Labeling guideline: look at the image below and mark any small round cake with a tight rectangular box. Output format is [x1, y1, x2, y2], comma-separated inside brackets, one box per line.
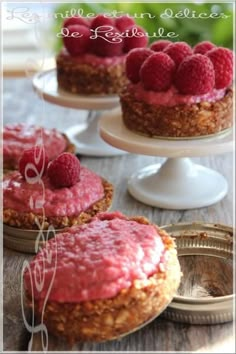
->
[57, 49, 127, 95]
[56, 14, 148, 95]
[3, 123, 75, 170]
[3, 152, 113, 229]
[23, 211, 181, 343]
[120, 41, 233, 138]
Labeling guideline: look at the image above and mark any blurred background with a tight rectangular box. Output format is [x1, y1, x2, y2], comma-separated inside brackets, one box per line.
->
[2, 2, 234, 76]
[53, 2, 234, 50]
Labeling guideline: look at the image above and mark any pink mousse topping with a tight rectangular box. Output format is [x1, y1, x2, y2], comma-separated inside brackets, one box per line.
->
[3, 124, 67, 167]
[131, 83, 226, 107]
[24, 212, 166, 303]
[3, 166, 104, 217]
[59, 48, 126, 67]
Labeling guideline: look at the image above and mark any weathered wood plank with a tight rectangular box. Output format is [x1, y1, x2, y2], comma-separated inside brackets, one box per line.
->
[3, 249, 32, 351]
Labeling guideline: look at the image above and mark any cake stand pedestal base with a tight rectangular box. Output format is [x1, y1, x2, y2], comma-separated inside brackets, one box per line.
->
[32, 69, 125, 157]
[128, 158, 228, 210]
[99, 109, 232, 209]
[66, 111, 126, 157]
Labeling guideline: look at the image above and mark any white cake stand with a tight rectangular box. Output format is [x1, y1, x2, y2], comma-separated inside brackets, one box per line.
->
[32, 69, 125, 156]
[99, 108, 234, 209]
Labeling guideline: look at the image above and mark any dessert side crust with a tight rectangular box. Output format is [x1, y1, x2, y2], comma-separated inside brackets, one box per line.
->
[3, 178, 113, 230]
[63, 133, 76, 154]
[25, 217, 181, 343]
[56, 55, 128, 95]
[3, 132, 75, 171]
[120, 87, 233, 138]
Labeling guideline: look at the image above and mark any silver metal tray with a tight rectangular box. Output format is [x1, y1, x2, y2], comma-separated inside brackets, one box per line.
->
[3, 234, 45, 254]
[3, 224, 63, 240]
[161, 222, 234, 324]
[3, 224, 63, 253]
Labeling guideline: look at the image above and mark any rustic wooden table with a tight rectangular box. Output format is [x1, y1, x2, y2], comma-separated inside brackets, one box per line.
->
[3, 78, 235, 352]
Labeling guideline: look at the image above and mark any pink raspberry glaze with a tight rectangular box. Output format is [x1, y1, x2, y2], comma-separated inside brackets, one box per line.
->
[24, 212, 166, 303]
[131, 83, 226, 107]
[3, 166, 104, 217]
[3, 124, 67, 167]
[59, 48, 126, 67]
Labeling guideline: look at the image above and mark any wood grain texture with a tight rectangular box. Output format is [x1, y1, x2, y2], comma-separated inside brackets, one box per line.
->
[3, 78, 234, 352]
[177, 256, 233, 298]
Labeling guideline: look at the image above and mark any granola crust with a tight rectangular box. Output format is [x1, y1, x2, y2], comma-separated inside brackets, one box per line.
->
[3, 179, 113, 230]
[120, 87, 233, 138]
[3, 133, 75, 171]
[56, 54, 128, 95]
[62, 133, 76, 154]
[25, 217, 181, 343]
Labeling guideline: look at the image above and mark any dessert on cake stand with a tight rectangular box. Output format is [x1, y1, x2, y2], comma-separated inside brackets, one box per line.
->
[99, 107, 233, 209]
[32, 68, 125, 156]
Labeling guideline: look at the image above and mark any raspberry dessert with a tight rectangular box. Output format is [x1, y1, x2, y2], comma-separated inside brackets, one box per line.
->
[3, 123, 75, 170]
[193, 41, 216, 55]
[3, 152, 113, 230]
[56, 14, 148, 95]
[120, 40, 233, 138]
[23, 211, 181, 343]
[19, 146, 49, 178]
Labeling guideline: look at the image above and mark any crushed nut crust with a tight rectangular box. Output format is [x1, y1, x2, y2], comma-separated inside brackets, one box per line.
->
[56, 54, 128, 95]
[120, 87, 233, 138]
[62, 133, 76, 154]
[25, 218, 181, 344]
[3, 179, 113, 230]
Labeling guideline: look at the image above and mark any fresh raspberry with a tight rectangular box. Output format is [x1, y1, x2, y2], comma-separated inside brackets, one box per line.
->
[63, 16, 89, 28]
[140, 52, 175, 91]
[90, 14, 114, 30]
[206, 47, 233, 89]
[150, 40, 172, 52]
[115, 16, 135, 32]
[47, 153, 80, 188]
[19, 146, 49, 179]
[63, 25, 91, 56]
[174, 54, 215, 95]
[163, 42, 192, 67]
[90, 25, 123, 57]
[126, 48, 153, 83]
[123, 25, 148, 53]
[193, 41, 216, 55]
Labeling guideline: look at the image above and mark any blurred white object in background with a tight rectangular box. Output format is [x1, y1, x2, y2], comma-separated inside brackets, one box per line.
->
[2, 3, 55, 77]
